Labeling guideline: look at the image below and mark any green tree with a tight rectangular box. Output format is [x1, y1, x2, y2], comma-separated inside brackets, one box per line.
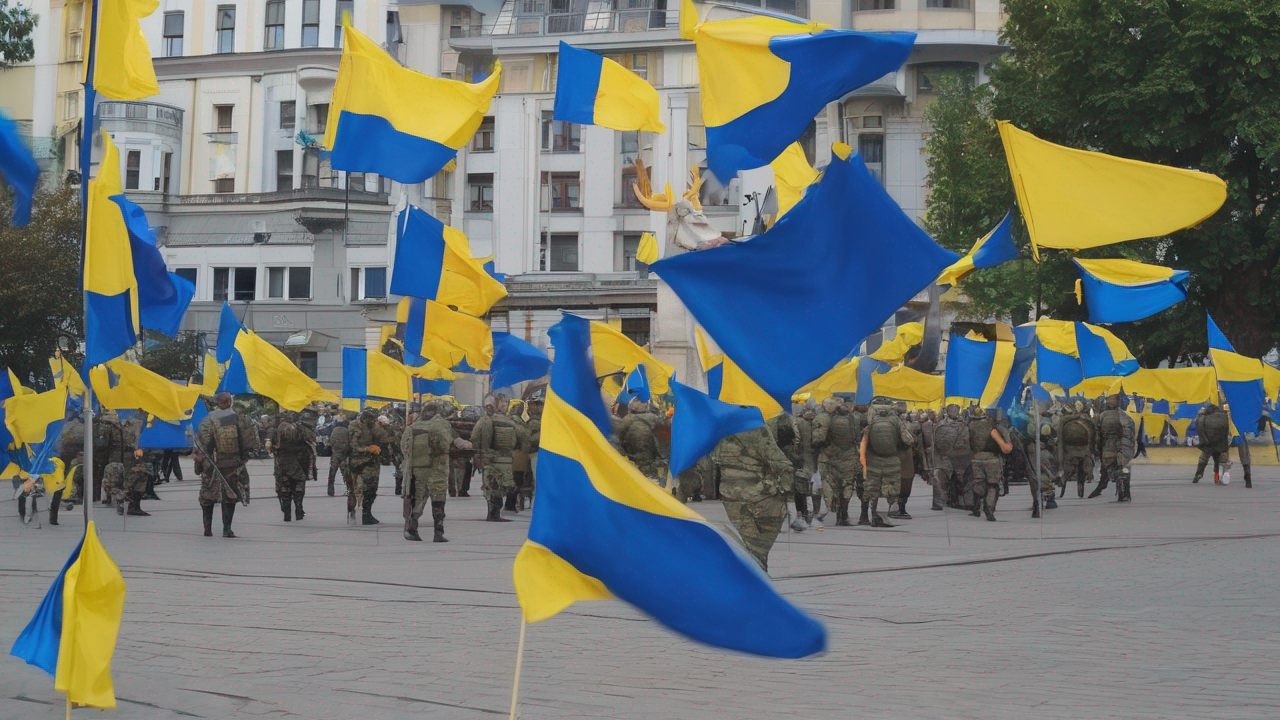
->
[141, 329, 204, 381]
[0, 185, 82, 384]
[924, 0, 1280, 363]
[0, 0, 37, 68]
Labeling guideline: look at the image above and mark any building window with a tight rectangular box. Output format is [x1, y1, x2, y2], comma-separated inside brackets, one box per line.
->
[336, 0, 354, 45]
[126, 104, 148, 119]
[916, 62, 978, 93]
[216, 5, 235, 54]
[280, 101, 295, 130]
[263, 0, 285, 50]
[299, 351, 318, 379]
[351, 267, 388, 300]
[308, 103, 329, 134]
[276, 150, 293, 191]
[215, 104, 233, 132]
[541, 112, 581, 153]
[302, 148, 337, 188]
[856, 0, 894, 8]
[163, 11, 184, 56]
[214, 178, 235, 193]
[606, 53, 648, 81]
[617, 131, 650, 207]
[213, 267, 256, 302]
[468, 173, 494, 212]
[925, 0, 971, 8]
[859, 134, 884, 185]
[66, 31, 83, 61]
[864, 115, 883, 129]
[541, 172, 580, 211]
[540, 233, 578, 272]
[160, 151, 173, 193]
[617, 233, 648, 272]
[472, 117, 494, 152]
[268, 267, 311, 299]
[124, 150, 141, 190]
[621, 317, 650, 347]
[174, 267, 197, 287]
[302, 0, 321, 47]
[63, 91, 79, 121]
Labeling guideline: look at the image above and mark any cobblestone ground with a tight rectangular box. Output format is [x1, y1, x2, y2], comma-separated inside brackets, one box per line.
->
[2, 460, 1278, 719]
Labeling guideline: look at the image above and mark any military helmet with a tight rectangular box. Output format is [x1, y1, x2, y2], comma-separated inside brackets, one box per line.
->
[1105, 394, 1120, 409]
[360, 407, 379, 423]
[1073, 400, 1086, 413]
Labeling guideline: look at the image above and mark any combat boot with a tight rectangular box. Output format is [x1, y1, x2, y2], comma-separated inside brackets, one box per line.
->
[432, 501, 448, 542]
[1088, 480, 1106, 499]
[857, 500, 871, 526]
[870, 500, 894, 528]
[127, 493, 150, 516]
[362, 497, 380, 525]
[48, 496, 60, 526]
[1244, 470, 1252, 489]
[201, 504, 214, 537]
[486, 497, 511, 522]
[836, 499, 852, 526]
[886, 504, 901, 519]
[814, 497, 828, 522]
[1077, 479, 1085, 498]
[404, 525, 422, 541]
[282, 500, 292, 522]
[294, 497, 305, 520]
[327, 479, 336, 497]
[897, 502, 912, 520]
[970, 499, 982, 518]
[222, 503, 237, 538]
[1045, 496, 1058, 510]
[1031, 502, 1041, 519]
[116, 497, 126, 516]
[504, 491, 520, 513]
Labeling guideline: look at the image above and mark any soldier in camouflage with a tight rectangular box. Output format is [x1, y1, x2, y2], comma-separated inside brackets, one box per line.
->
[793, 403, 816, 521]
[714, 425, 792, 572]
[1056, 400, 1097, 498]
[1089, 394, 1137, 501]
[449, 404, 480, 498]
[92, 409, 126, 506]
[326, 413, 351, 497]
[273, 410, 314, 521]
[197, 392, 259, 537]
[767, 411, 807, 531]
[615, 397, 664, 482]
[473, 394, 524, 522]
[1192, 403, 1232, 484]
[860, 400, 913, 528]
[889, 409, 922, 520]
[812, 398, 863, 526]
[509, 400, 532, 512]
[965, 407, 1013, 521]
[100, 411, 146, 517]
[51, 407, 84, 525]
[523, 396, 543, 507]
[402, 401, 455, 542]
[349, 407, 393, 525]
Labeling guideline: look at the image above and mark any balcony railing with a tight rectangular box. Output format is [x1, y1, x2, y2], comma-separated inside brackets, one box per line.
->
[463, 9, 676, 37]
[166, 187, 390, 206]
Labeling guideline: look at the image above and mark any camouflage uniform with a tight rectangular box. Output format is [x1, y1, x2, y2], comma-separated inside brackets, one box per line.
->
[675, 455, 712, 503]
[385, 415, 405, 496]
[615, 407, 664, 481]
[197, 404, 259, 537]
[448, 407, 479, 497]
[327, 419, 351, 497]
[812, 405, 862, 526]
[98, 414, 137, 514]
[1056, 409, 1096, 498]
[523, 401, 543, 506]
[768, 413, 807, 524]
[52, 415, 84, 525]
[273, 413, 313, 521]
[967, 410, 1009, 521]
[890, 412, 922, 518]
[714, 426, 792, 572]
[863, 404, 912, 526]
[401, 405, 454, 541]
[473, 409, 523, 520]
[349, 410, 393, 524]
[1193, 405, 1232, 483]
[509, 402, 532, 512]
[92, 414, 126, 504]
[931, 409, 967, 511]
[1093, 396, 1136, 501]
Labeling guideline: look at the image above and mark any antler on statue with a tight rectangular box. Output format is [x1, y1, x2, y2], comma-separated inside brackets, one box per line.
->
[632, 158, 675, 212]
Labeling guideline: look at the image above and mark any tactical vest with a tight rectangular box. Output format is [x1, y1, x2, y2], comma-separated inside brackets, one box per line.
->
[212, 409, 244, 464]
[1099, 410, 1124, 441]
[275, 421, 306, 456]
[329, 424, 350, 452]
[868, 411, 900, 457]
[95, 422, 129, 465]
[490, 418, 518, 455]
[933, 420, 959, 456]
[1201, 411, 1230, 446]
[1062, 416, 1091, 447]
[969, 416, 999, 455]
[827, 413, 855, 450]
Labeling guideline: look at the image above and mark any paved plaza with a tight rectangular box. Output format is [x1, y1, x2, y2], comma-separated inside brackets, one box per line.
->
[2, 459, 1278, 719]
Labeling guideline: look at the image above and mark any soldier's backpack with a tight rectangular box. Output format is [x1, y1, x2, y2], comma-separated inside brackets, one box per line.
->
[1062, 416, 1091, 447]
[1119, 413, 1137, 464]
[968, 416, 998, 454]
[868, 411, 900, 456]
[491, 419, 518, 454]
[933, 420, 958, 456]
[1201, 411, 1230, 446]
[773, 416, 797, 449]
[1100, 410, 1123, 440]
[215, 415, 243, 460]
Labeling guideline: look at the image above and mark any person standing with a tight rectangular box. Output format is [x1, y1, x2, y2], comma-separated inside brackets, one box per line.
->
[448, 404, 480, 498]
[349, 407, 393, 525]
[401, 401, 454, 542]
[1056, 401, 1096, 498]
[714, 425, 792, 572]
[889, 408, 920, 520]
[860, 400, 913, 528]
[509, 400, 532, 513]
[931, 405, 964, 511]
[767, 411, 806, 531]
[965, 407, 1013, 521]
[1192, 403, 1232, 484]
[1092, 395, 1137, 501]
[92, 410, 126, 506]
[523, 396, 543, 508]
[327, 413, 351, 497]
[50, 408, 84, 525]
[196, 392, 259, 538]
[615, 398, 663, 482]
[812, 398, 862, 526]
[472, 395, 523, 522]
[273, 411, 313, 521]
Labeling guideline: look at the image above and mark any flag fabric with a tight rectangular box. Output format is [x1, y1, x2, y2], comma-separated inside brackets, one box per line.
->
[652, 144, 959, 407]
[716, 356, 784, 420]
[511, 313, 826, 658]
[115, 193, 194, 336]
[681, 0, 914, 181]
[1207, 313, 1235, 352]
[396, 296, 494, 371]
[590, 321, 674, 398]
[197, 351, 222, 396]
[390, 205, 507, 316]
[869, 322, 924, 365]
[138, 400, 206, 449]
[342, 347, 412, 402]
[215, 303, 242, 363]
[89, 0, 160, 100]
[770, 143, 818, 223]
[489, 332, 551, 390]
[944, 335, 1018, 408]
[1117, 368, 1218, 405]
[1020, 320, 1138, 389]
[553, 42, 664, 133]
[615, 365, 651, 405]
[997, 122, 1227, 260]
[1207, 315, 1267, 439]
[669, 379, 763, 477]
[11, 522, 126, 708]
[936, 211, 1019, 286]
[50, 355, 88, 401]
[90, 360, 201, 423]
[0, 109, 39, 225]
[1074, 258, 1189, 324]
[219, 329, 338, 411]
[4, 385, 68, 446]
[324, 19, 500, 183]
[872, 366, 945, 405]
[635, 232, 660, 265]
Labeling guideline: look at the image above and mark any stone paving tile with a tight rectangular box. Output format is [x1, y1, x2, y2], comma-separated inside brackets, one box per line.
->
[2, 460, 1279, 719]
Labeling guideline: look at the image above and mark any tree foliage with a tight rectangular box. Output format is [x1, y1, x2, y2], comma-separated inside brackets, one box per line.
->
[924, 0, 1280, 363]
[141, 329, 204, 381]
[0, 0, 37, 69]
[0, 185, 82, 384]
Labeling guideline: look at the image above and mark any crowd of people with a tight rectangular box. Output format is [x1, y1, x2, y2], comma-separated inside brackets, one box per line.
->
[11, 386, 1259, 574]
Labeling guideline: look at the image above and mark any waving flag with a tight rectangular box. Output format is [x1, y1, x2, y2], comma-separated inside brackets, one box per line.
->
[770, 143, 818, 223]
[325, 19, 500, 183]
[944, 335, 1018, 408]
[591, 321, 673, 398]
[936, 211, 1019, 286]
[1207, 314, 1267, 440]
[669, 379, 763, 478]
[1074, 258, 1189, 324]
[138, 400, 206, 449]
[615, 364, 651, 405]
[390, 205, 507, 316]
[90, 360, 201, 423]
[682, 0, 914, 181]
[511, 314, 826, 657]
[869, 322, 924, 365]
[11, 522, 126, 708]
[89, 0, 160, 100]
[219, 329, 338, 411]
[653, 145, 958, 407]
[396, 296, 493, 371]
[998, 122, 1226, 259]
[0, 109, 38, 225]
[489, 332, 551, 390]
[553, 42, 664, 133]
[342, 347, 412, 402]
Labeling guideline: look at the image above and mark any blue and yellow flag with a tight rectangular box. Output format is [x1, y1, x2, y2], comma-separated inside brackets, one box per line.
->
[553, 42, 664, 133]
[389, 205, 507, 316]
[396, 296, 494, 371]
[1207, 314, 1267, 439]
[1017, 320, 1138, 390]
[0, 109, 39, 225]
[90, 360, 202, 423]
[682, 0, 914, 181]
[669, 379, 763, 478]
[943, 334, 1021, 409]
[998, 122, 1227, 260]
[590, 321, 673, 398]
[490, 332, 550, 390]
[341, 347, 412, 402]
[615, 364, 651, 405]
[11, 522, 126, 709]
[770, 143, 818, 223]
[512, 314, 826, 658]
[87, 0, 159, 100]
[325, 19, 500, 183]
[937, 211, 1019, 287]
[219, 329, 338, 411]
[1074, 258, 1189, 324]
[653, 144, 958, 407]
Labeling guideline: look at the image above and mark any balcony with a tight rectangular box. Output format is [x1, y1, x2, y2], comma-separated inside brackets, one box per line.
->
[166, 186, 390, 207]
[450, 8, 678, 49]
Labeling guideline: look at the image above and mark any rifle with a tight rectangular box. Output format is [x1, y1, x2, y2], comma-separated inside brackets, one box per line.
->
[207, 462, 249, 506]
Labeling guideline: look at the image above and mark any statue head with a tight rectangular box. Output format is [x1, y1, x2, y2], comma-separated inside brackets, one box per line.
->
[632, 161, 726, 253]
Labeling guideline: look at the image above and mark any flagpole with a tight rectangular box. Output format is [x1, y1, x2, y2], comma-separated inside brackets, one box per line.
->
[65, 695, 72, 719]
[1033, 388, 1043, 541]
[508, 615, 528, 720]
[79, 0, 102, 528]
